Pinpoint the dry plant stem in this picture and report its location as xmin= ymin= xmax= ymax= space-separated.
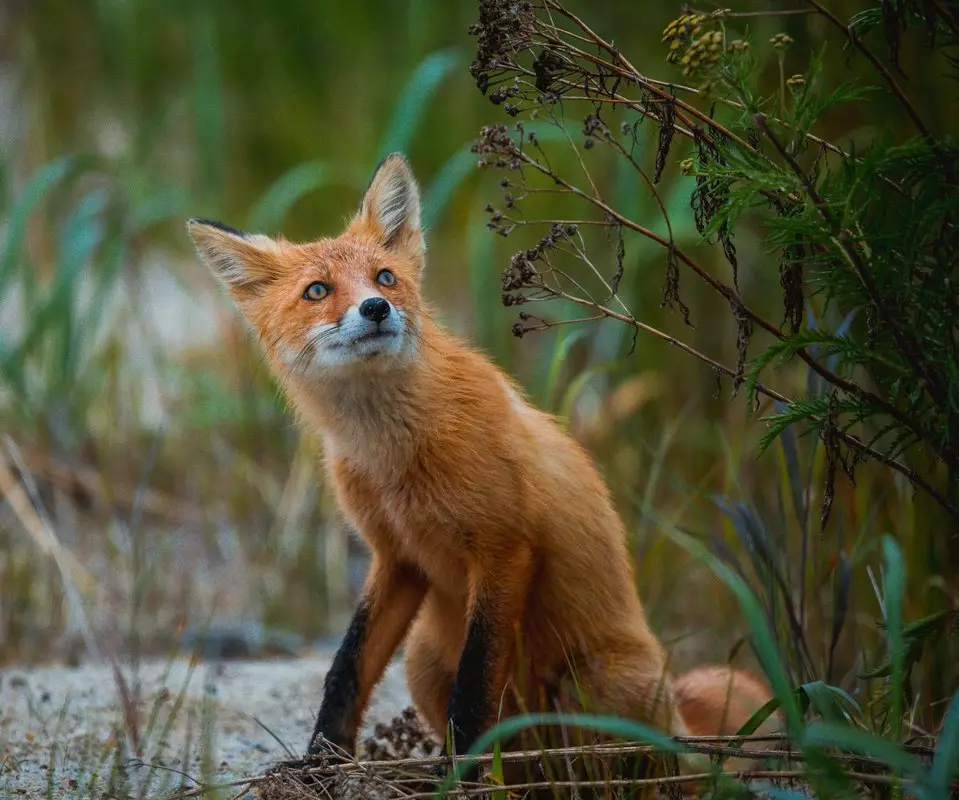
xmin=0 ymin=447 xmax=97 ymax=597
xmin=172 ymin=732 xmax=941 ymax=799
xmin=14 ymin=442 xmax=205 ymax=524
xmin=802 ymin=0 xmax=927 ymax=143
xmin=538 ymin=2 xmax=758 ymax=156
xmin=397 ymin=770 xmax=915 ymax=799
xmin=805 ymin=0 xmax=958 ymax=187
xmin=755 ymin=115 xmax=953 ymax=432
xmin=505 ymin=127 xmax=954 ymax=488
xmin=509 ymin=142 xmax=920 ymax=422
xmin=518 ymin=4 xmax=914 ymax=205
xmin=930 ymin=0 xmax=959 ymax=37
xmin=542 ymin=285 xmax=956 ymax=517
xmin=693 ymin=7 xmax=818 ymax=17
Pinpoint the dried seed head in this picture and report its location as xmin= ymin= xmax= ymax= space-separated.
xmin=682 ymin=30 xmax=723 ymax=76
xmin=728 ymin=39 xmax=750 ymax=52
xmin=662 ymin=13 xmax=707 ymax=44
xmin=786 ymin=73 xmax=806 ymax=87
xmin=770 ymin=33 xmax=794 ymax=49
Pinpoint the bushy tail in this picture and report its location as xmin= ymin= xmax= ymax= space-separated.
xmin=673 ymin=665 xmax=782 ymax=780
xmin=673 ymin=665 xmax=779 ymax=737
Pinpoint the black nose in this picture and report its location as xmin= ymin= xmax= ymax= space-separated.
xmin=358 ymin=297 xmax=391 ymax=323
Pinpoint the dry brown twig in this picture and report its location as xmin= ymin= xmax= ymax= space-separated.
xmin=167 ymin=732 xmax=943 ymax=799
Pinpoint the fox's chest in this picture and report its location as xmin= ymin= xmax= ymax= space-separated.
xmin=330 ymin=456 xmax=471 ymax=592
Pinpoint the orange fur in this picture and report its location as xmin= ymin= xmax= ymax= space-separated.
xmin=187 ymin=154 xmax=774 ymax=770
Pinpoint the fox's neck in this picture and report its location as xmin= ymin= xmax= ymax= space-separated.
xmin=282 ymin=323 xmax=441 ymax=470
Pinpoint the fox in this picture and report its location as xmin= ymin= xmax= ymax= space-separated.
xmin=187 ymin=152 xmax=778 ymax=776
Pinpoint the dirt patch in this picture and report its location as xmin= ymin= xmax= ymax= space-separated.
xmin=1 ymin=649 xmax=413 ymax=798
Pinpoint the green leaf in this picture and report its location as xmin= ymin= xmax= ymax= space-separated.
xmin=802 ymin=721 xmax=926 ymax=778
xmin=735 ymin=696 xmax=781 ymax=736
xmin=882 ymin=535 xmax=907 ymax=740
xmin=543 ymin=327 xmax=590 ymax=411
xmin=930 ymin=691 xmax=959 ymax=798
xmin=657 ymin=523 xmax=803 ymax=733
xmin=489 ymin=737 xmax=506 ymax=800
xmin=798 ymin=680 xmax=861 ymax=724
xmin=434 ymin=711 xmax=684 ymax=799
xmin=0 ymin=156 xmax=74 ymax=290
xmin=422 ymin=145 xmax=477 ymax=231
xmin=376 ymin=48 xmax=462 ymax=160
xmin=247 ymin=161 xmax=364 ymax=233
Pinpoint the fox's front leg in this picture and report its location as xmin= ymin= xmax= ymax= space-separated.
xmin=308 ymin=553 xmax=427 ymax=755
xmin=445 ymin=543 xmax=534 ymax=756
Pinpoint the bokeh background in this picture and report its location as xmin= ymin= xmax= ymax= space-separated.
xmin=2 ymin=0 xmax=956 ymax=729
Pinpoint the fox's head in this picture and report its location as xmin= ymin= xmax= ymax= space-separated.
xmin=188 ymin=153 xmax=425 ymax=378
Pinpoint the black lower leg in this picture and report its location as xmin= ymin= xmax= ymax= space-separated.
xmin=307 ymin=601 xmax=370 ymax=755
xmin=445 ymin=604 xmax=493 ymax=757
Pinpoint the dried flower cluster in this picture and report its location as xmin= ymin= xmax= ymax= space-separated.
xmin=359 ymin=707 xmax=438 ymax=761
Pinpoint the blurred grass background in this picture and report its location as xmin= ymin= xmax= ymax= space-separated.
xmin=1 ymin=0 xmax=956 ymax=736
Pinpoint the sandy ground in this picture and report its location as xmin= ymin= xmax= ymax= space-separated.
xmin=1 ymin=647 xmax=413 ymax=799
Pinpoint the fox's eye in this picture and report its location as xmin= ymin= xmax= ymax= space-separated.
xmin=376 ymin=269 xmax=396 ymax=287
xmin=303 ymin=281 xmax=330 ymax=301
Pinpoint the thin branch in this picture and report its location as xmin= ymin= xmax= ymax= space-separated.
xmin=504 ymin=142 xmax=940 ymax=450
xmin=529 ymin=283 xmax=957 ymax=518
xmin=804 ymin=0 xmax=957 ymax=185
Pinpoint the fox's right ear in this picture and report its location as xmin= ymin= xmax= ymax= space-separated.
xmin=187 ymin=218 xmax=280 ymax=298
xmin=353 ymin=153 xmax=424 ymax=259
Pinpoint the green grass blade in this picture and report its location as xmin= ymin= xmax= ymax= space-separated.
xmin=558 ymin=362 xmax=617 ymax=423
xmin=802 ymin=721 xmax=926 ymax=778
xmin=247 ymin=161 xmax=365 ymax=233
xmin=0 ymin=156 xmax=74 ymax=288
xmin=490 ymin=738 xmax=506 ymax=800
xmin=657 ymin=521 xmax=802 ymax=732
xmin=882 ymin=535 xmax=906 ymax=741
xmin=422 ymin=144 xmax=478 ymax=231
xmin=799 ymin=680 xmax=861 ymax=724
xmin=735 ymin=696 xmax=782 ymax=736
xmin=930 ymin=690 xmax=959 ymax=797
xmin=191 ymin=6 xmax=225 ymax=202
xmin=434 ymin=711 xmax=684 ymax=798
xmin=542 ymin=327 xmax=590 ymax=411
xmin=375 ymin=48 xmax=462 ymax=160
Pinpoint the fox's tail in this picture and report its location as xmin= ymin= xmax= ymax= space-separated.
xmin=674 ymin=665 xmax=780 ymax=737
xmin=673 ymin=665 xmax=782 ymax=781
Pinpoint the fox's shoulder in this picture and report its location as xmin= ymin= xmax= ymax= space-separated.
xmin=418 ymin=315 xmax=539 ymax=413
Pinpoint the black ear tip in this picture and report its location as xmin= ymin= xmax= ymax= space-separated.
xmin=372 ymin=152 xmax=411 ymax=176
xmin=187 ymin=218 xmax=248 ymax=238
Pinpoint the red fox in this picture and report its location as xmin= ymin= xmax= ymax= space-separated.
xmin=187 ymin=153 xmax=777 ymax=772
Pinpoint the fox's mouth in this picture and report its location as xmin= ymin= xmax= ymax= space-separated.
xmin=325 ymin=329 xmax=398 ymax=351
xmin=352 ymin=330 xmax=398 ymax=345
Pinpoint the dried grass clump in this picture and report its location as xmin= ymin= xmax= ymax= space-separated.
xmin=176 ymin=730 xmax=947 ymax=800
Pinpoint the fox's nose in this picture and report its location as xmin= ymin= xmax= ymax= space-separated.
xmin=359 ymin=297 xmax=391 ymax=323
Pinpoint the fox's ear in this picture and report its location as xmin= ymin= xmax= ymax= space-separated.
xmin=187 ymin=218 xmax=280 ymax=298
xmin=354 ymin=153 xmax=424 ymax=257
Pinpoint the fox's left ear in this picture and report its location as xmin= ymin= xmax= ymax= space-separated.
xmin=187 ymin=218 xmax=281 ymax=301
xmin=353 ymin=153 xmax=424 ymax=259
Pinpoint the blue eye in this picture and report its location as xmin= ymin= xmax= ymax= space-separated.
xmin=303 ymin=282 xmax=329 ymax=301
xmin=376 ymin=269 xmax=396 ymax=287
